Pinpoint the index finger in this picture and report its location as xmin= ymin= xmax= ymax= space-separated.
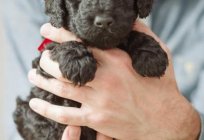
xmin=40 ymin=23 xmax=81 ymax=43
xmin=29 ymin=98 xmax=87 ymax=126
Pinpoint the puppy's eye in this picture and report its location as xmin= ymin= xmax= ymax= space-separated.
xmin=87 ymin=16 xmax=95 ymax=24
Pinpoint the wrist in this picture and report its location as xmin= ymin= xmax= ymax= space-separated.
xmin=134 ymin=95 xmax=201 ymax=140
xmin=186 ymin=107 xmax=201 ymax=140
xmin=170 ymin=98 xmax=201 ymax=140
xmin=152 ymin=95 xmax=201 ymax=140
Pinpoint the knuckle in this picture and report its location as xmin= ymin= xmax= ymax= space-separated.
xmin=52 ymin=81 xmax=61 ymax=93
xmin=85 ymin=107 xmax=111 ymax=126
xmin=36 ymin=75 xmax=47 ymax=88
xmin=52 ymin=81 xmax=82 ymax=99
xmin=48 ymin=79 xmax=67 ymax=97
xmin=42 ymin=103 xmax=51 ymax=117
xmin=54 ymin=30 xmax=62 ymax=42
xmin=59 ymin=28 xmax=69 ymax=41
xmin=57 ymin=110 xmax=69 ymax=124
xmin=91 ymin=113 xmax=109 ymax=126
xmin=108 ymin=50 xmax=131 ymax=66
xmin=69 ymin=86 xmax=84 ymax=99
xmin=98 ymin=94 xmax=115 ymax=109
xmin=101 ymin=75 xmax=119 ymax=91
xmin=80 ymin=110 xmax=91 ymax=126
xmin=69 ymin=85 xmax=78 ymax=95
xmin=53 ymin=81 xmax=68 ymax=97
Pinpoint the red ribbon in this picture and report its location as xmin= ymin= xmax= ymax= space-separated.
xmin=38 ymin=38 xmax=53 ymax=52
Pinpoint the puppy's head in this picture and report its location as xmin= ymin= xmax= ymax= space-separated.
xmin=45 ymin=0 xmax=153 ymax=48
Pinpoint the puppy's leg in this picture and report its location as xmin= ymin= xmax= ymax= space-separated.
xmin=120 ymin=31 xmax=169 ymax=77
xmin=50 ymin=41 xmax=97 ymax=85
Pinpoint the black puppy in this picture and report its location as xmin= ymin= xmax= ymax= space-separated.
xmin=13 ymin=0 xmax=168 ymax=140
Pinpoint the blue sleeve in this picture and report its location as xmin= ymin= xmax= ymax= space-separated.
xmin=199 ymin=113 xmax=204 ymax=140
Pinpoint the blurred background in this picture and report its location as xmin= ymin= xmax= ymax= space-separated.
xmin=0 ymin=0 xmax=46 ymax=139
xmin=0 ymin=27 xmax=5 ymax=140
xmin=0 ymin=1 xmax=6 ymax=140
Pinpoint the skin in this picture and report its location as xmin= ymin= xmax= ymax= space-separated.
xmin=28 ymin=22 xmax=201 ymax=140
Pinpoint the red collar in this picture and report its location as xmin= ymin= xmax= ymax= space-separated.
xmin=38 ymin=38 xmax=53 ymax=52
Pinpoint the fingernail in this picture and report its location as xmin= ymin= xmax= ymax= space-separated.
xmin=40 ymin=24 xmax=51 ymax=36
xmin=28 ymin=69 xmax=37 ymax=83
xmin=29 ymin=99 xmax=40 ymax=111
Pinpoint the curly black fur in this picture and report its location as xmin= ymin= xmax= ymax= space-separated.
xmin=14 ymin=0 xmax=169 ymax=139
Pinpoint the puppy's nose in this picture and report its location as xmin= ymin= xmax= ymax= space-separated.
xmin=94 ymin=15 xmax=114 ymax=28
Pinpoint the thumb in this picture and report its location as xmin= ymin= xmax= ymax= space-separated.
xmin=40 ymin=23 xmax=81 ymax=43
xmin=61 ymin=126 xmax=81 ymax=140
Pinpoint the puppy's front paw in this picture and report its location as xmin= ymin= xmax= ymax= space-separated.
xmin=132 ymin=44 xmax=169 ymax=77
xmin=50 ymin=41 xmax=97 ymax=85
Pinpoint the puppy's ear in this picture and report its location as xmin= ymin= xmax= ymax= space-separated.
xmin=135 ymin=0 xmax=153 ymax=18
xmin=45 ymin=0 xmax=68 ymax=28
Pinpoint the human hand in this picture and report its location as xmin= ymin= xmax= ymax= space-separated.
xmin=28 ymin=22 xmax=201 ymax=140
xmin=61 ymin=126 xmax=113 ymax=140
xmin=61 ymin=126 xmax=81 ymax=140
